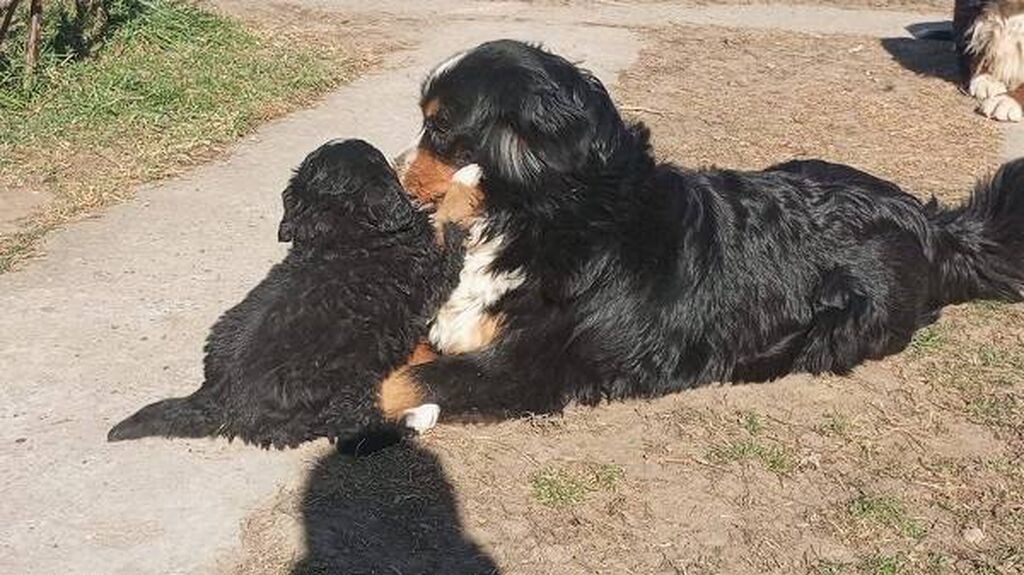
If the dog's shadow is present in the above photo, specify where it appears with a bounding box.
[881,22,961,85]
[291,442,499,575]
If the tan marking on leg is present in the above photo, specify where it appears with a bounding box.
[377,369,425,421]
[407,341,437,366]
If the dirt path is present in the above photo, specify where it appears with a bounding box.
[1,2,1018,574]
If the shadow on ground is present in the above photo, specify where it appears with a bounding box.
[291,442,499,574]
[880,35,961,85]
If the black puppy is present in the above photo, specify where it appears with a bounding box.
[108,139,474,448]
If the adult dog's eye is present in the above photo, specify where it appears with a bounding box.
[427,112,451,134]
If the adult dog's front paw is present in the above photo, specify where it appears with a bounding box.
[970,74,1008,100]
[401,403,440,433]
[979,93,1023,122]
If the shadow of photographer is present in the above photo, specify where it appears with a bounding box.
[291,441,499,575]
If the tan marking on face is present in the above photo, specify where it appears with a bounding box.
[400,148,457,204]
[377,368,425,421]
[423,98,440,118]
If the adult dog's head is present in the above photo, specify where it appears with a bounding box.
[279,139,417,244]
[398,40,633,209]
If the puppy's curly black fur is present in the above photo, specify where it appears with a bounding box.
[108,139,464,449]
[399,40,1024,419]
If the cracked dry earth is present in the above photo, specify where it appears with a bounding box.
[2,1,1022,574]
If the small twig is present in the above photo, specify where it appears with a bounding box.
[620,105,672,117]
[24,0,43,86]
[0,0,22,52]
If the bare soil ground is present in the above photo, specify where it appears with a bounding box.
[231,21,1022,575]
[618,26,1000,202]
[498,0,947,15]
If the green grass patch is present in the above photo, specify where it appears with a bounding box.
[530,462,624,507]
[847,494,926,540]
[859,553,906,575]
[968,393,1022,430]
[816,411,851,438]
[0,0,364,271]
[709,438,795,474]
[740,410,763,435]
[907,324,944,355]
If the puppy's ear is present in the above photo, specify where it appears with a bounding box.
[365,179,417,232]
[278,184,297,242]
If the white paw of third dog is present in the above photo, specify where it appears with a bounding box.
[452,163,483,187]
[979,93,1024,122]
[970,74,1008,100]
[401,403,440,433]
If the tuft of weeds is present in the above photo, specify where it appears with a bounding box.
[968,393,1022,431]
[709,438,795,474]
[530,462,624,507]
[816,411,852,439]
[813,559,850,574]
[847,494,927,540]
[859,553,906,575]
[0,0,367,271]
[740,410,763,435]
[907,325,944,355]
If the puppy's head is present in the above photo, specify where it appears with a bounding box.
[279,139,416,243]
[397,40,629,205]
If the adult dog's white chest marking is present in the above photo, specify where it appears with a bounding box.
[429,220,523,354]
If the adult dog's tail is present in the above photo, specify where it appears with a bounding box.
[929,158,1024,306]
[107,392,223,442]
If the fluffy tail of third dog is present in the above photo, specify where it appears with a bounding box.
[107,392,223,442]
[929,158,1024,306]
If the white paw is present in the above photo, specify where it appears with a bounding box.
[401,403,440,433]
[452,164,483,187]
[970,74,1008,100]
[979,93,1023,122]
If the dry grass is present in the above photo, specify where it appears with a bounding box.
[0,1,402,273]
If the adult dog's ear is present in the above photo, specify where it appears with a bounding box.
[482,73,616,186]
[365,179,417,232]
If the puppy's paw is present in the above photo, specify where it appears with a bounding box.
[979,93,1024,122]
[432,165,483,242]
[970,74,1008,100]
[401,403,440,433]
[452,163,483,187]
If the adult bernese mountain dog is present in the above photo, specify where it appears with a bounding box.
[384,39,1024,421]
[108,139,481,448]
[956,0,1024,121]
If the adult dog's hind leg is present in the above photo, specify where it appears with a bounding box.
[795,260,921,375]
